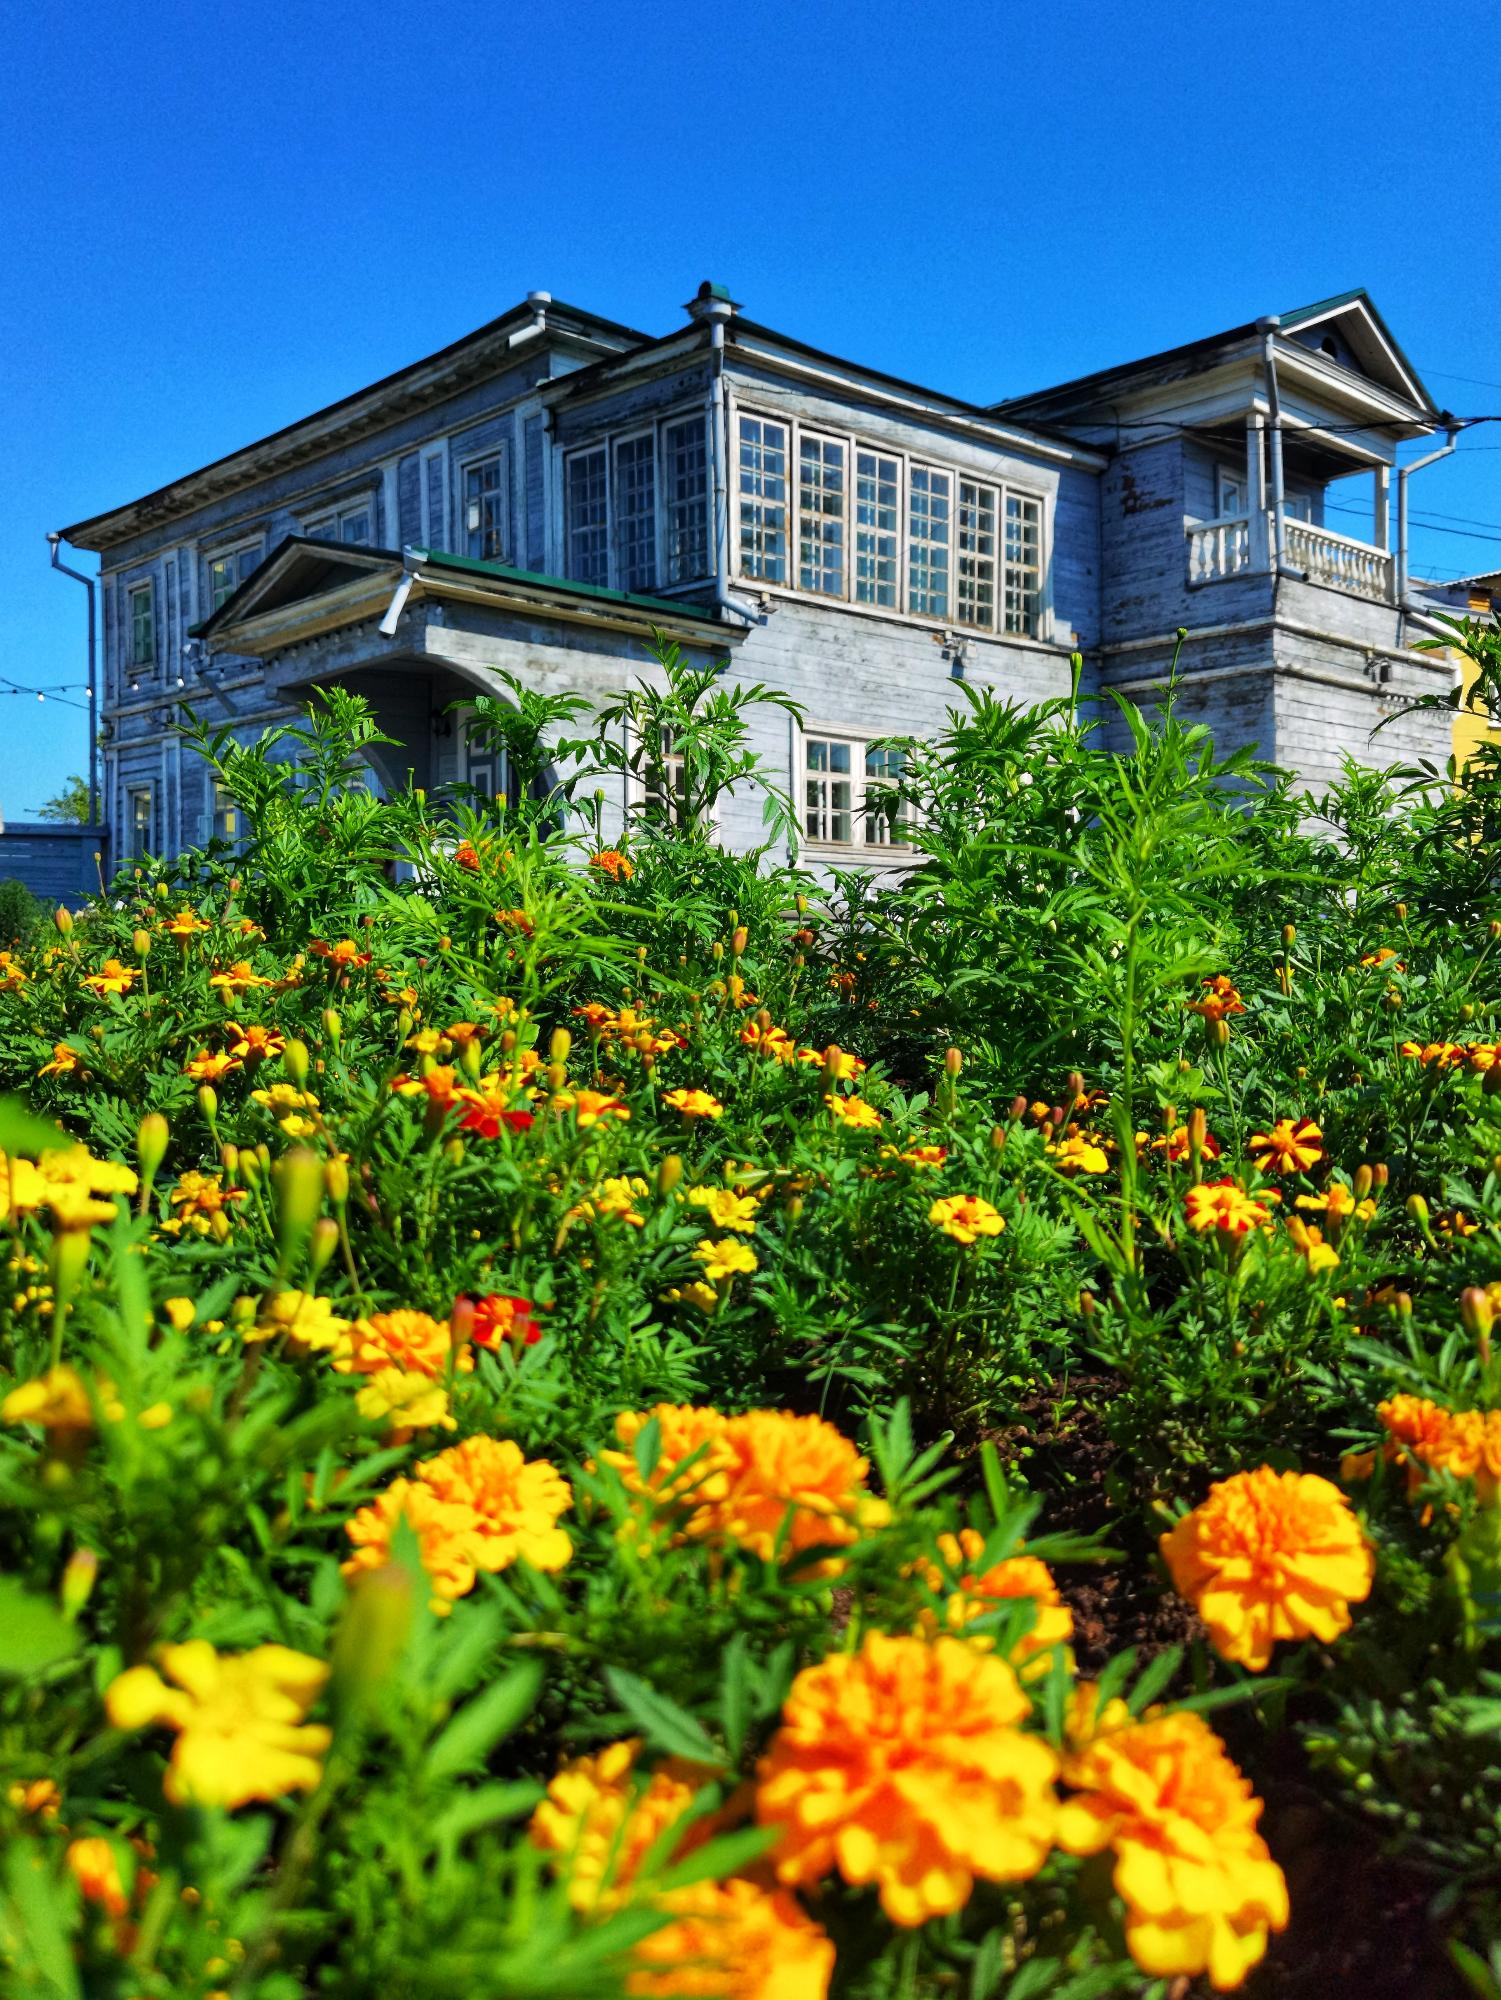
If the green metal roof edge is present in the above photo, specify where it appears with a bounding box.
[1279,289,1436,412]
[1279,288,1371,326]
[407,547,723,623]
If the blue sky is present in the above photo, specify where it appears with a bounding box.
[4,0,1499,815]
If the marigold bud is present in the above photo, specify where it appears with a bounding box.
[712,940,724,961]
[549,1027,572,1065]
[322,1007,342,1046]
[500,1029,517,1055]
[1491,920,1501,942]
[132,929,151,960]
[824,1044,844,1078]
[1282,923,1296,948]
[1009,1094,1028,1123]
[1397,1291,1413,1321]
[461,1037,483,1081]
[209,1209,230,1244]
[220,1142,239,1179]
[1406,1192,1431,1228]
[731,926,748,958]
[54,906,73,936]
[1395,903,1408,920]
[284,1039,310,1088]
[1207,1017,1230,1050]
[396,1008,414,1038]
[325,1158,349,1205]
[786,1193,805,1222]
[945,1046,963,1077]
[331,1559,416,1727]
[546,1062,567,1093]
[273,1147,323,1260]
[1372,1162,1388,1188]
[1079,1289,1097,1318]
[1461,1002,1476,1022]
[196,1084,218,1123]
[444,1137,465,1168]
[1353,1165,1373,1201]
[991,1124,1007,1150]
[136,1112,169,1186]
[308,1217,340,1282]
[1461,1284,1495,1343]
[60,1546,98,1618]
[657,1153,683,1197]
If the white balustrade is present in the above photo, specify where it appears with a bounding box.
[1283,517,1394,603]
[1187,514,1252,584]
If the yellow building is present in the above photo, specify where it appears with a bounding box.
[1419,573,1501,768]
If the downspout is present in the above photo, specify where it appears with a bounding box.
[1397,420,1460,621]
[1256,318,1290,576]
[46,534,100,828]
[684,282,745,627]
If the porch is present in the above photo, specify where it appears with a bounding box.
[1188,510,1395,602]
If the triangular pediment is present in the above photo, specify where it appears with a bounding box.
[1279,293,1435,412]
[194,536,400,637]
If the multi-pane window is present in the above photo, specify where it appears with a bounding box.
[613,434,657,593]
[738,416,788,583]
[907,466,951,618]
[307,503,373,545]
[862,742,911,847]
[804,736,853,844]
[566,448,609,587]
[957,480,998,630]
[1004,494,1042,636]
[463,455,507,562]
[128,787,153,860]
[798,435,846,596]
[641,725,690,826]
[208,543,262,613]
[210,780,240,842]
[128,582,155,669]
[854,450,900,607]
[664,418,709,583]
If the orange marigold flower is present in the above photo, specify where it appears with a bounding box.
[740,1020,796,1062]
[466,1291,543,1347]
[225,1021,285,1061]
[1359,947,1405,970]
[930,1193,1005,1244]
[332,1308,471,1380]
[1398,1040,1467,1069]
[1247,1117,1324,1175]
[551,1086,630,1127]
[630,1876,834,1998]
[209,960,275,995]
[757,1633,1057,1925]
[599,1404,735,1513]
[825,1094,882,1130]
[84,958,139,997]
[590,848,636,882]
[925,1528,1073,1671]
[310,937,372,967]
[1184,1179,1273,1237]
[1160,1466,1373,1670]
[454,840,482,871]
[663,1087,723,1120]
[712,1409,886,1568]
[1186,975,1246,1022]
[38,1041,83,1079]
[1378,1395,1501,1500]
[66,1836,129,1918]
[1058,1695,1288,1990]
[530,1739,725,1911]
[881,1142,947,1168]
[454,1081,535,1138]
[161,908,210,939]
[493,907,535,938]
[105,1640,331,1808]
[183,1047,240,1083]
[1151,1124,1222,1165]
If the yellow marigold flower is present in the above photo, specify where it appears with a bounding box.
[251,1082,319,1116]
[1359,946,1403,969]
[529,1739,723,1910]
[247,1290,350,1354]
[630,1876,834,1999]
[1047,1131,1111,1174]
[209,960,275,995]
[1286,1217,1340,1273]
[162,1296,197,1331]
[163,1169,244,1237]
[825,1093,882,1130]
[692,1236,759,1282]
[344,1439,571,1607]
[83,958,139,997]
[711,1409,887,1569]
[3,1364,93,1432]
[332,1308,468,1379]
[162,908,210,938]
[1058,1697,1288,1990]
[1160,1466,1373,1671]
[797,1044,866,1081]
[1183,1180,1272,1237]
[1294,1183,1374,1224]
[1247,1117,1324,1176]
[930,1193,1005,1245]
[353,1369,456,1437]
[226,1021,285,1061]
[0,951,29,991]
[183,1048,240,1082]
[38,1042,82,1079]
[686,1186,760,1233]
[740,1020,796,1063]
[663,1087,723,1120]
[599,1405,734,1512]
[551,1086,630,1127]
[757,1633,1057,1925]
[105,1640,331,1809]
[925,1528,1073,1672]
[66,1836,129,1918]
[574,1175,650,1227]
[1186,974,1246,1022]
[662,1278,721,1313]
[881,1142,947,1168]
[10,1777,61,1818]
[24,1147,138,1230]
[1398,1040,1466,1068]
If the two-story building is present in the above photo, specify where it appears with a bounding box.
[52,283,1459,868]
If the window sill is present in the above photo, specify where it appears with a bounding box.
[734,579,1070,653]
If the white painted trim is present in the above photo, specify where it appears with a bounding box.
[452,440,510,565]
[794,716,920,857]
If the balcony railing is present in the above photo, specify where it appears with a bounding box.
[1186,512,1394,602]
[1283,518,1393,603]
[1187,515,1252,585]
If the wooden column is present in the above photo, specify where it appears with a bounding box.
[1247,415,1271,570]
[1372,464,1391,550]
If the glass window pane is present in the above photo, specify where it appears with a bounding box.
[908,466,951,618]
[798,435,845,595]
[1003,493,1042,637]
[664,417,709,583]
[464,455,507,562]
[613,434,657,593]
[738,416,788,584]
[855,451,899,607]
[567,449,609,587]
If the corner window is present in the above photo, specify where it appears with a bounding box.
[663,418,709,583]
[128,786,153,860]
[612,434,657,593]
[1003,494,1042,637]
[306,503,373,545]
[908,466,951,619]
[797,434,846,596]
[463,455,507,562]
[854,450,900,608]
[128,582,155,669]
[738,416,788,584]
[208,542,263,613]
[566,448,609,588]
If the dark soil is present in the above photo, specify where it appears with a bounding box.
[982,1375,1471,2000]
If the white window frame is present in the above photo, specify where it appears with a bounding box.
[611,428,659,594]
[127,580,155,670]
[625,721,722,833]
[459,449,509,564]
[732,408,1050,641]
[907,463,953,621]
[207,539,264,614]
[1216,466,1248,518]
[564,443,611,588]
[737,414,790,585]
[797,431,847,597]
[662,413,710,585]
[956,477,999,632]
[127,784,154,860]
[798,722,919,857]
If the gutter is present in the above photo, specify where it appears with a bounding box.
[1257,318,1297,577]
[46,533,100,826]
[696,294,755,628]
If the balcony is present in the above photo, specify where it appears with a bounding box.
[1187,511,1395,603]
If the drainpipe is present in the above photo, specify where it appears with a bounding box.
[1256,319,1291,576]
[685,282,745,625]
[1397,419,1460,614]
[46,534,100,828]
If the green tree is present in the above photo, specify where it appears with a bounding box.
[36,774,90,824]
